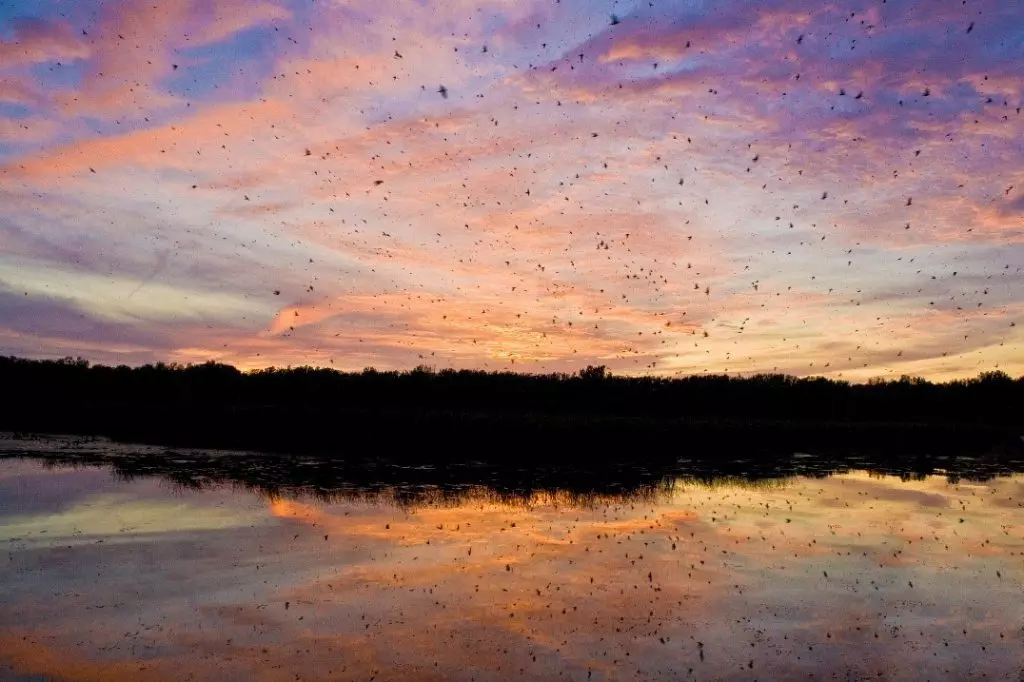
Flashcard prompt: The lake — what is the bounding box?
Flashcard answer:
[1,434,1022,681]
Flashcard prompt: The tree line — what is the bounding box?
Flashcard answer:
[0,355,1020,427]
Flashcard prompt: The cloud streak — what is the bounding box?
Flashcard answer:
[0,0,1020,378]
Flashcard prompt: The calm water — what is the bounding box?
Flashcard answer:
[1,436,1023,681]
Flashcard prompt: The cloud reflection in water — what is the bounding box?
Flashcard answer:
[0,448,1022,681]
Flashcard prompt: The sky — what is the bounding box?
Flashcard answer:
[0,0,1021,381]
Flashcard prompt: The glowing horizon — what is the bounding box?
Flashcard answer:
[1,0,1021,381]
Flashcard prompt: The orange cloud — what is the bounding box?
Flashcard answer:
[266,303,339,335]
[1,97,296,179]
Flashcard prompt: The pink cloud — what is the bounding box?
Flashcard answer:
[193,1,291,46]
[53,0,291,118]
[1,98,296,178]
[0,77,40,105]
[216,200,298,220]
[0,117,59,143]
[0,19,91,68]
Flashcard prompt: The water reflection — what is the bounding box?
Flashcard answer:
[1,432,1022,508]
[1,435,1022,681]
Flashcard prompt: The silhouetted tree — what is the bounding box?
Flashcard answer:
[0,355,1019,460]
[579,365,608,380]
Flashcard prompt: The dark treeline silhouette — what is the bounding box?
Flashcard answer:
[2,434,1022,509]
[0,356,1021,460]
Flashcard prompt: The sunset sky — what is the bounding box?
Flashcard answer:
[0,0,1020,380]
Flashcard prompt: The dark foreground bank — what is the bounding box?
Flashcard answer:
[0,356,1020,461]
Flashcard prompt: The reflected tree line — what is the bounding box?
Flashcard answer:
[0,356,1020,460]
[2,435,1022,509]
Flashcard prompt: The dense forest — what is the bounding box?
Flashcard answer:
[0,356,1020,459]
